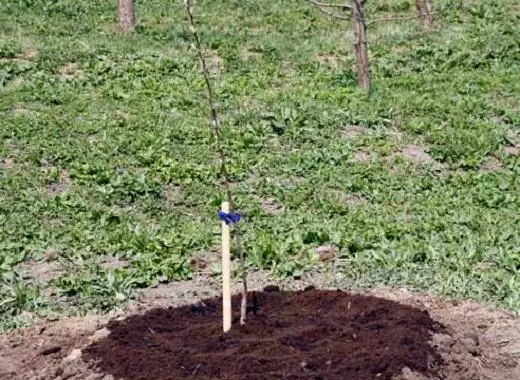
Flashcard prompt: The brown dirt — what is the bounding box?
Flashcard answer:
[281,60,296,77]
[260,197,284,215]
[341,124,371,140]
[480,156,503,172]
[163,183,184,208]
[504,146,519,156]
[393,145,435,166]
[20,48,38,61]
[201,51,223,77]
[12,77,25,86]
[315,246,339,262]
[352,150,374,163]
[101,257,129,270]
[11,103,31,116]
[278,176,305,190]
[0,281,519,380]
[47,169,71,196]
[19,260,61,283]
[57,63,83,79]
[84,289,444,380]
[1,157,14,169]
[315,53,347,69]
[331,190,368,206]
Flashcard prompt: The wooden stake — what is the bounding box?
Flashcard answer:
[221,201,232,332]
[184,1,249,329]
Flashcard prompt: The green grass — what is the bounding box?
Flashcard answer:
[0,0,519,330]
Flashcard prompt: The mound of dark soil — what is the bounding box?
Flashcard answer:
[84,289,444,380]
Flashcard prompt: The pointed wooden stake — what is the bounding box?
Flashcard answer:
[221,201,232,332]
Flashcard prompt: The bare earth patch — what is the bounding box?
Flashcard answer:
[47,169,71,196]
[188,246,222,275]
[339,192,368,206]
[20,48,38,61]
[507,130,520,147]
[1,157,14,169]
[374,288,520,380]
[101,257,129,270]
[330,190,368,206]
[276,176,305,190]
[19,260,61,284]
[43,250,60,262]
[281,60,296,77]
[504,146,519,156]
[341,124,371,140]
[315,245,339,263]
[480,156,503,172]
[352,150,374,163]
[163,183,183,207]
[10,77,25,87]
[58,63,83,80]
[199,51,223,77]
[314,53,347,69]
[0,276,518,380]
[393,145,436,165]
[11,103,31,116]
[260,197,284,215]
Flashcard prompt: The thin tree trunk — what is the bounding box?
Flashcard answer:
[352,0,371,91]
[415,0,436,30]
[117,0,135,33]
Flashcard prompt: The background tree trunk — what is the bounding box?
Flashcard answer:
[352,0,371,91]
[117,0,135,33]
[415,0,436,30]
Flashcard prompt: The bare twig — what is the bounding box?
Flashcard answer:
[308,0,352,10]
[184,2,233,205]
[184,0,248,326]
[366,11,439,26]
[308,0,352,20]
[309,0,445,28]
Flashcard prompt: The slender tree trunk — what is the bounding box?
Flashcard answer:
[415,0,436,30]
[117,0,135,33]
[352,0,371,91]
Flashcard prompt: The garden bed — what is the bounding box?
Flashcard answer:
[1,282,519,380]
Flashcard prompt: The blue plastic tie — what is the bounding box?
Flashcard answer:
[218,211,242,225]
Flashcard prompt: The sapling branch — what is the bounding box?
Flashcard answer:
[184,2,232,204]
[307,0,352,20]
[184,0,248,327]
[365,12,439,26]
[308,0,352,10]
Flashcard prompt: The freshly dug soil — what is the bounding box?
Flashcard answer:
[84,289,444,380]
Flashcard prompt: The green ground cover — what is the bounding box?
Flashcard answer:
[0,0,519,330]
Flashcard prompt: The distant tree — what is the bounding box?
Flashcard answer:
[117,0,135,33]
[308,0,371,91]
[308,0,442,91]
[352,0,370,91]
[415,0,436,30]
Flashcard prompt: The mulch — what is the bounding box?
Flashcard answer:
[84,288,444,380]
